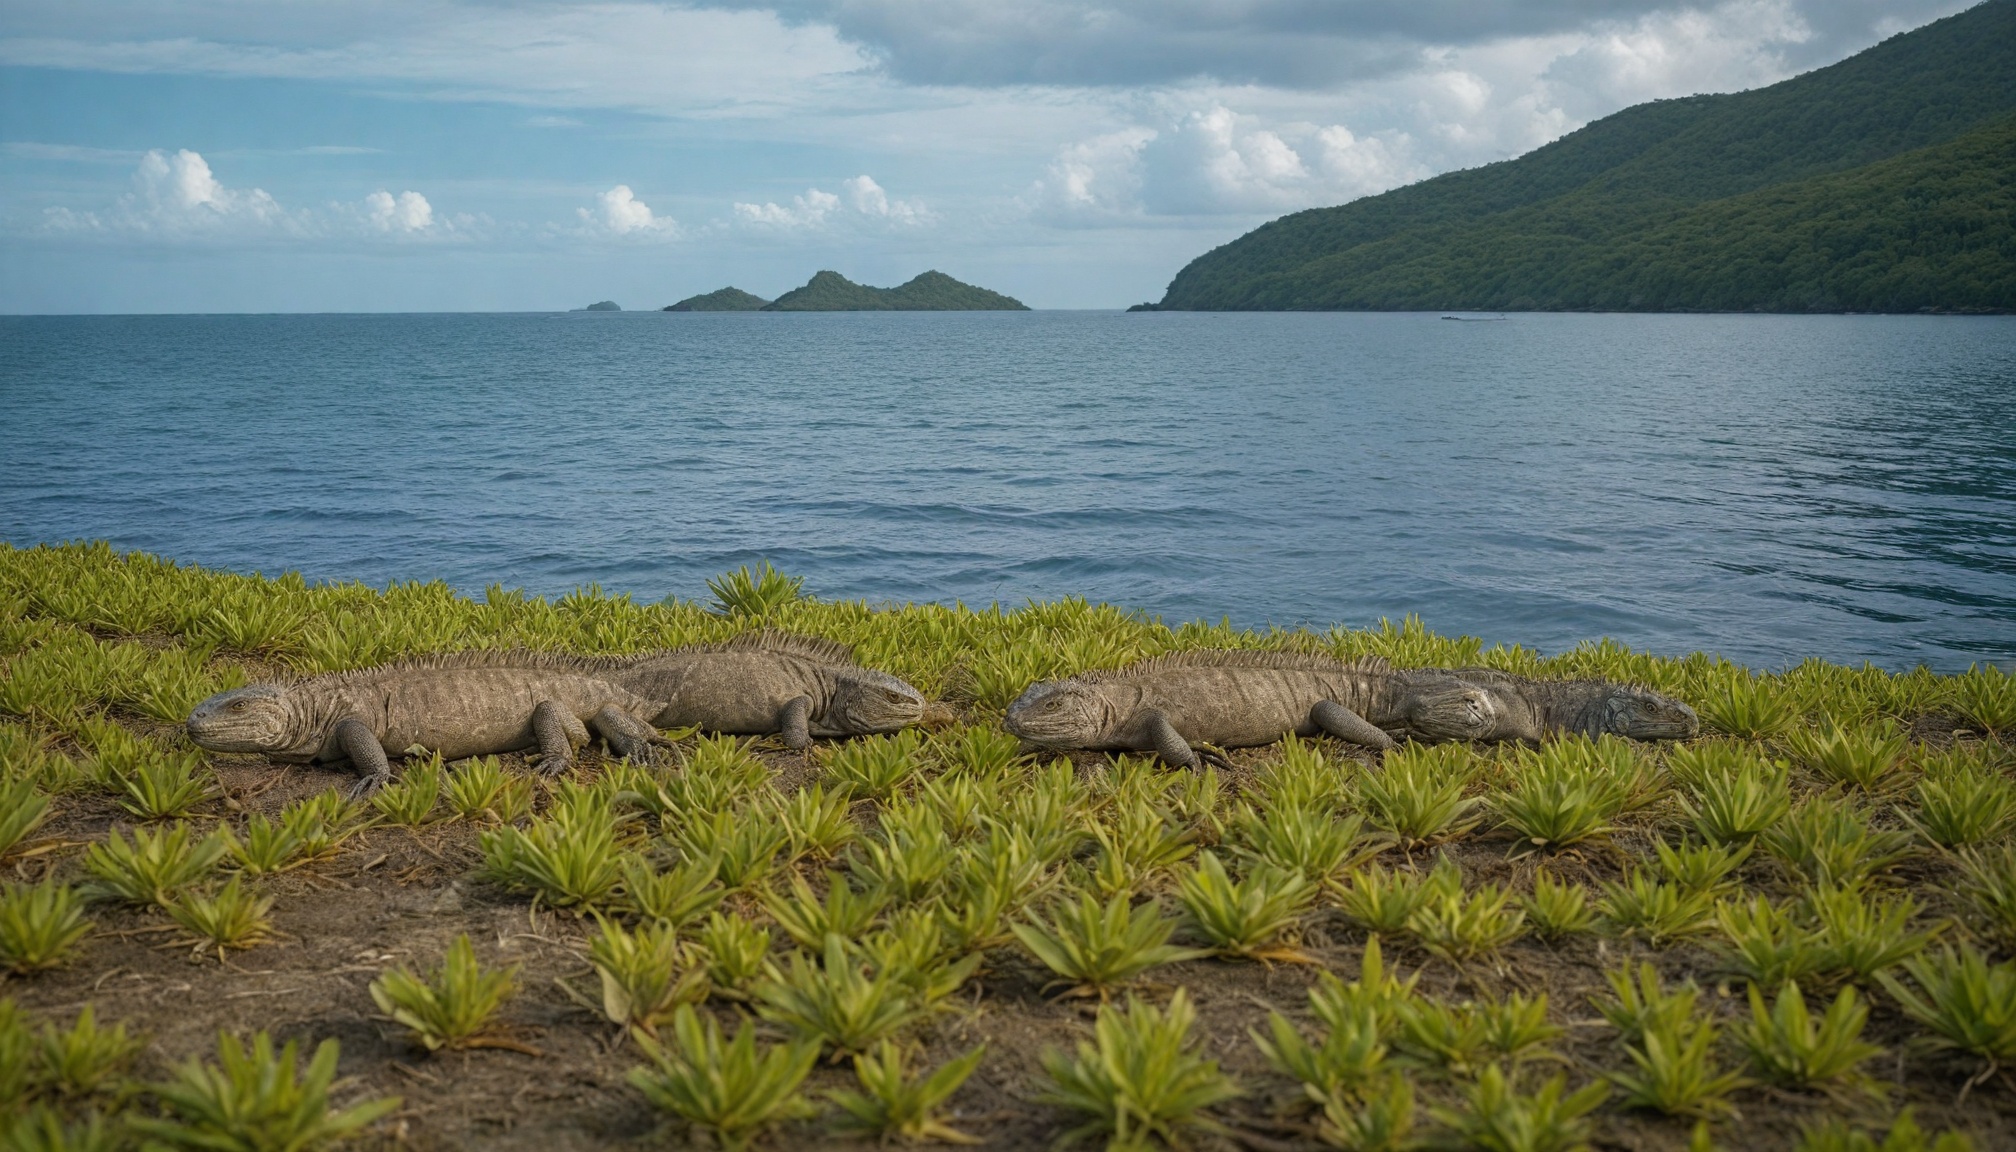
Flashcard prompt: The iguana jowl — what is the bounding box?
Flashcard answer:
[1004,650,1697,769]
[186,652,670,795]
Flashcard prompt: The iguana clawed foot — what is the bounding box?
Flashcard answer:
[346,771,393,800]
[1193,744,1234,771]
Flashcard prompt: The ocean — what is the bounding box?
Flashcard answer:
[1,310,2011,670]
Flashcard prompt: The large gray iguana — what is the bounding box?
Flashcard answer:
[187,631,929,790]
[597,630,926,749]
[1003,650,1697,770]
[186,651,671,795]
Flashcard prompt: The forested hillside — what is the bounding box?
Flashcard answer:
[1146,0,2016,313]
[766,271,1028,311]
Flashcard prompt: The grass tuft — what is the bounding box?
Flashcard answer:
[1760,799,1913,889]
[1174,851,1314,963]
[695,912,772,998]
[627,1004,818,1152]
[168,874,276,959]
[0,778,52,860]
[1332,859,1460,937]
[82,821,229,907]
[0,878,93,974]
[1406,881,1527,962]
[585,913,709,1034]
[1697,676,1800,739]
[1429,1065,1607,1152]
[129,1032,399,1152]
[1878,943,2016,1083]
[1675,748,1790,846]
[1736,981,1882,1093]
[369,933,521,1053]
[829,1040,987,1144]
[371,756,445,826]
[1784,720,1911,794]
[1523,872,1598,940]
[1598,871,1718,945]
[1038,988,1241,1151]
[1011,890,1206,998]
[754,934,924,1057]
[31,1004,142,1101]
[620,853,725,930]
[1354,744,1480,847]
[445,755,534,824]
[1906,752,2016,848]
[707,561,805,618]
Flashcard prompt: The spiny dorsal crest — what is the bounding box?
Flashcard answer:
[706,628,857,665]
[300,648,627,683]
[1076,649,1394,683]
[293,628,860,684]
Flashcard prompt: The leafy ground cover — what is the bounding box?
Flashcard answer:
[2,541,2013,1150]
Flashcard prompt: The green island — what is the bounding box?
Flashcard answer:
[1141,0,2016,314]
[668,270,1028,313]
[663,287,770,312]
[3,542,2014,1150]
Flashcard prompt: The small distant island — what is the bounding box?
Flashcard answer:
[577,300,621,311]
[663,271,1028,312]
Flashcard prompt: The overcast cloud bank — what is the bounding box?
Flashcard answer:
[0,0,1977,307]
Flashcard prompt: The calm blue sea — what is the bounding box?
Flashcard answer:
[1,311,2011,671]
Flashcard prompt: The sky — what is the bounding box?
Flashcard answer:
[0,0,1975,312]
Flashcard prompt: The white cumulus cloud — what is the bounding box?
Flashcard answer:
[365,189,433,232]
[35,148,463,243]
[575,184,679,238]
[1029,109,1421,221]
[731,176,929,231]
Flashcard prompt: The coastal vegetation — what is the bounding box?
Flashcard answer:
[764,271,1028,311]
[1143,0,2016,314]
[664,288,770,312]
[0,541,2012,1149]
[660,273,1027,312]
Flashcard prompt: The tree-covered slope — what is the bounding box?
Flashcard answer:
[664,287,769,311]
[766,270,1028,311]
[1152,0,2016,313]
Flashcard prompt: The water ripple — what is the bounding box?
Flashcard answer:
[1,310,2012,671]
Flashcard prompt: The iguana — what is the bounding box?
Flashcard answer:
[1003,650,1697,769]
[1439,666,1699,745]
[598,630,927,749]
[186,652,670,795]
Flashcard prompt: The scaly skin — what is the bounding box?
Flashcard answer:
[602,630,926,749]
[1005,651,1697,769]
[1440,667,1700,743]
[187,654,669,796]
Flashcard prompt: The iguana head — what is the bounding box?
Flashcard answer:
[1003,680,1103,747]
[186,684,300,753]
[828,670,927,734]
[1588,685,1699,740]
[1403,681,1520,742]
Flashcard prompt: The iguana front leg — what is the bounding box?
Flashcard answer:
[532,700,590,777]
[778,695,813,751]
[334,717,393,799]
[591,705,662,765]
[1310,700,1397,751]
[1139,710,1230,771]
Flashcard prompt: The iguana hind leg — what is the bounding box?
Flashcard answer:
[591,705,662,765]
[1142,710,1226,771]
[778,695,813,751]
[532,700,590,777]
[1311,700,1397,752]
[334,717,393,799]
